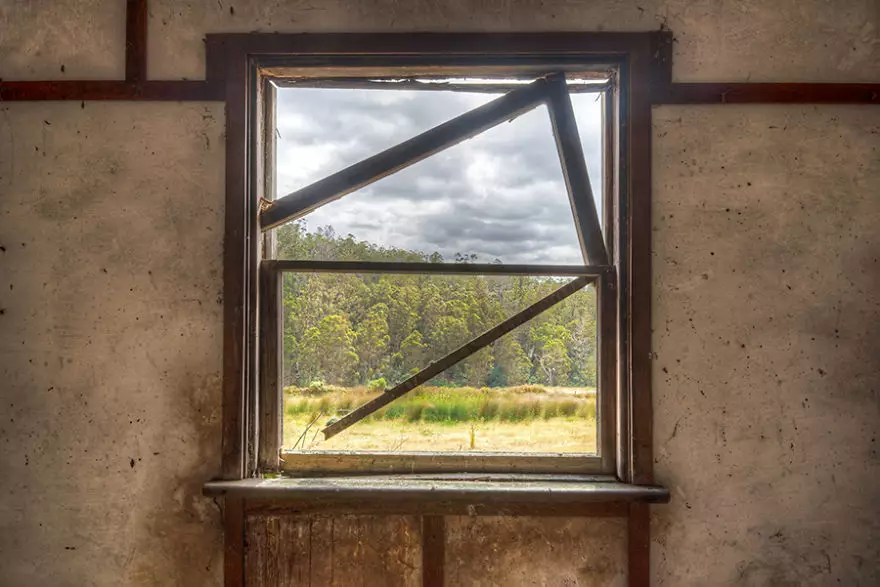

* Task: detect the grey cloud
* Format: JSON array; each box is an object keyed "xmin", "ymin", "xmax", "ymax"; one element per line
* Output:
[{"xmin": 276, "ymin": 85, "xmax": 603, "ymax": 264}]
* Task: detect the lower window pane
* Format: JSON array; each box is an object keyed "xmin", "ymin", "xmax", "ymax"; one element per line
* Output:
[{"xmin": 281, "ymin": 272, "xmax": 598, "ymax": 454}]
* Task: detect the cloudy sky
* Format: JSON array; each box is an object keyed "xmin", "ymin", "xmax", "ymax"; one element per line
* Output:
[{"xmin": 275, "ymin": 84, "xmax": 604, "ymax": 265}]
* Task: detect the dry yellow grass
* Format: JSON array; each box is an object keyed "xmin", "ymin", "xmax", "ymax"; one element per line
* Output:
[{"xmin": 284, "ymin": 414, "xmax": 597, "ymax": 454}]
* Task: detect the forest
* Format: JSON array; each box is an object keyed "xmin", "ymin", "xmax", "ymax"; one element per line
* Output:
[{"xmin": 278, "ymin": 222, "xmax": 598, "ymax": 391}]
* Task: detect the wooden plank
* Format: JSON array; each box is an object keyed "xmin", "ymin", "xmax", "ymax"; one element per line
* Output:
[
  {"xmin": 279, "ymin": 452, "xmax": 603, "ymax": 475},
  {"xmin": 260, "ymin": 77, "xmax": 552, "ymax": 230},
  {"xmin": 205, "ymin": 32, "xmax": 656, "ymax": 58},
  {"xmin": 627, "ymin": 53, "xmax": 654, "ymax": 486},
  {"xmin": 268, "ymin": 259, "xmax": 609, "ymax": 276},
  {"xmin": 221, "ymin": 53, "xmax": 250, "ymax": 480},
  {"xmin": 245, "ymin": 515, "xmax": 421, "ymax": 586},
  {"xmin": 598, "ymin": 273, "xmax": 618, "ymax": 474},
  {"xmin": 0, "ymin": 80, "xmax": 223, "ymax": 101},
  {"xmin": 224, "ymin": 497, "xmax": 245, "ymax": 587},
  {"xmin": 322, "ymin": 275, "xmax": 593, "ymax": 439},
  {"xmin": 422, "ymin": 516, "xmax": 446, "ymax": 587},
  {"xmin": 546, "ymin": 73, "xmax": 609, "ymax": 266},
  {"xmin": 247, "ymin": 499, "xmax": 628, "ymax": 518},
  {"xmin": 274, "ymin": 77, "xmax": 610, "ymax": 94},
  {"xmin": 627, "ymin": 503, "xmax": 650, "ymax": 587},
  {"xmin": 658, "ymin": 82, "xmax": 880, "ymax": 104},
  {"xmin": 204, "ymin": 477, "xmax": 670, "ymax": 504},
  {"xmin": 257, "ymin": 265, "xmax": 281, "ymax": 470},
  {"xmin": 125, "ymin": 0, "xmax": 147, "ymax": 82}
]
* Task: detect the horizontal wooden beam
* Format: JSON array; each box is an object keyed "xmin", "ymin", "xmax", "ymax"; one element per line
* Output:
[
  {"xmin": 0, "ymin": 80, "xmax": 224, "ymax": 101},
  {"xmin": 266, "ymin": 259, "xmax": 611, "ymax": 276},
  {"xmin": 205, "ymin": 476, "xmax": 670, "ymax": 505},
  {"xmin": 322, "ymin": 275, "xmax": 592, "ymax": 439},
  {"xmin": 273, "ymin": 77, "xmax": 610, "ymax": 94},
  {"xmin": 259, "ymin": 76, "xmax": 552, "ymax": 230},
  {"xmin": 657, "ymin": 82, "xmax": 880, "ymax": 104}
]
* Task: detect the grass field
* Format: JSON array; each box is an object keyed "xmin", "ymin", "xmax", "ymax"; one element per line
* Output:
[{"xmin": 282, "ymin": 384, "xmax": 597, "ymax": 453}]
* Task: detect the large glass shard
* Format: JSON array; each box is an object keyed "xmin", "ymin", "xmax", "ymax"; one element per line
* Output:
[
  {"xmin": 281, "ymin": 272, "xmax": 597, "ymax": 454},
  {"xmin": 275, "ymin": 103, "xmax": 589, "ymax": 265}
]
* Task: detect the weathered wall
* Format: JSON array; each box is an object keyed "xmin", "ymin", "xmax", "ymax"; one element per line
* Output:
[
  {"xmin": 1, "ymin": 1, "xmax": 878, "ymax": 586},
  {"xmin": 0, "ymin": 102, "xmax": 226, "ymax": 585},
  {"xmin": 652, "ymin": 105, "xmax": 880, "ymax": 586}
]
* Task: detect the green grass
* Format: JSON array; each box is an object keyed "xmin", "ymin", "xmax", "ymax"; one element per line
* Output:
[{"xmin": 282, "ymin": 384, "xmax": 596, "ymax": 425}]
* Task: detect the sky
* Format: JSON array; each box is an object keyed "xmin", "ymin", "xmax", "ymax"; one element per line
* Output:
[{"xmin": 274, "ymin": 83, "xmax": 604, "ymax": 265}]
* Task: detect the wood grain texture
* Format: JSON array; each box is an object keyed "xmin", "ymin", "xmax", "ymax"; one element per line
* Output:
[
  {"xmin": 125, "ymin": 0, "xmax": 147, "ymax": 82},
  {"xmin": 421, "ymin": 516, "xmax": 445, "ymax": 587},
  {"xmin": 0, "ymin": 81, "xmax": 223, "ymax": 101},
  {"xmin": 245, "ymin": 515, "xmax": 421, "ymax": 586}
]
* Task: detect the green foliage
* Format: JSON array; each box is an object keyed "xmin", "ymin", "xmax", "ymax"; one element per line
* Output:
[
  {"xmin": 284, "ymin": 385, "xmax": 596, "ymax": 425},
  {"xmin": 279, "ymin": 222, "xmax": 598, "ymax": 389},
  {"xmin": 367, "ymin": 377, "xmax": 387, "ymax": 392}
]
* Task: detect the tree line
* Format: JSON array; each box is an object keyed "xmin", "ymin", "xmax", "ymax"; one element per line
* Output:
[{"xmin": 279, "ymin": 223, "xmax": 597, "ymax": 389}]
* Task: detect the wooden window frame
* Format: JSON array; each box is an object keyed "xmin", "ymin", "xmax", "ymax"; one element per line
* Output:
[
  {"xmin": 259, "ymin": 69, "xmax": 613, "ymax": 475},
  {"xmin": 216, "ymin": 33, "xmax": 663, "ymax": 490}
]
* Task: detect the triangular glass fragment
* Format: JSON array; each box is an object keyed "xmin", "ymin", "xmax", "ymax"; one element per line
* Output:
[
  {"xmin": 280, "ymin": 271, "xmax": 597, "ymax": 454},
  {"xmin": 275, "ymin": 104, "xmax": 591, "ymax": 265}
]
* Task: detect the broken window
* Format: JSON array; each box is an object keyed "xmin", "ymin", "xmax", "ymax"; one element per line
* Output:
[{"xmin": 259, "ymin": 70, "xmax": 618, "ymax": 474}]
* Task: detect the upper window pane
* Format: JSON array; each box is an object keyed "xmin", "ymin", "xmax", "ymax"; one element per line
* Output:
[{"xmin": 273, "ymin": 82, "xmax": 604, "ymax": 265}]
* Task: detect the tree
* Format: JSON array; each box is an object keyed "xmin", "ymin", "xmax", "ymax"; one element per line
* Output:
[
  {"xmin": 355, "ymin": 304, "xmax": 390, "ymax": 382},
  {"xmin": 493, "ymin": 336, "xmax": 532, "ymax": 386},
  {"xmin": 303, "ymin": 314, "xmax": 359, "ymax": 385}
]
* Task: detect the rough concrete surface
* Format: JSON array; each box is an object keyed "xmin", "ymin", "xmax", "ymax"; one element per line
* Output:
[
  {"xmin": 0, "ymin": 102, "xmax": 226, "ymax": 585},
  {"xmin": 445, "ymin": 516, "xmax": 627, "ymax": 586},
  {"xmin": 652, "ymin": 105, "xmax": 880, "ymax": 586},
  {"xmin": 145, "ymin": 0, "xmax": 880, "ymax": 82},
  {"xmin": 0, "ymin": 0, "xmax": 125, "ymax": 80}
]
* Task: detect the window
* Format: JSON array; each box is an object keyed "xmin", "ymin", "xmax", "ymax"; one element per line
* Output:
[{"xmin": 255, "ymin": 61, "xmax": 622, "ymax": 477}]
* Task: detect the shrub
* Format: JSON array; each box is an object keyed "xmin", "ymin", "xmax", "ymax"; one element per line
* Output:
[{"xmin": 367, "ymin": 377, "xmax": 387, "ymax": 393}]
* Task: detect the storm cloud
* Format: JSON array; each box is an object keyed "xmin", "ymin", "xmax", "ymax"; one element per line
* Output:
[{"xmin": 275, "ymin": 86, "xmax": 604, "ymax": 264}]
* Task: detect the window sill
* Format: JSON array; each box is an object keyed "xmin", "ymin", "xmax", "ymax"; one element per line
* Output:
[{"xmin": 203, "ymin": 474, "xmax": 668, "ymax": 517}]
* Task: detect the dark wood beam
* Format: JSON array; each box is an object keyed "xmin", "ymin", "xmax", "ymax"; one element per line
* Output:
[
  {"xmin": 322, "ymin": 275, "xmax": 593, "ymax": 439},
  {"xmin": 125, "ymin": 0, "xmax": 148, "ymax": 82},
  {"xmin": 0, "ymin": 81, "xmax": 223, "ymax": 101},
  {"xmin": 422, "ymin": 516, "xmax": 445, "ymax": 587},
  {"xmin": 259, "ymin": 76, "xmax": 552, "ymax": 230},
  {"xmin": 658, "ymin": 82, "xmax": 880, "ymax": 104},
  {"xmin": 546, "ymin": 72, "xmax": 609, "ymax": 266},
  {"xmin": 267, "ymin": 259, "xmax": 611, "ymax": 276}
]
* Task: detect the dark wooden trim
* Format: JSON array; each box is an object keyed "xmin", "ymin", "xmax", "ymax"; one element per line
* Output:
[
  {"xmin": 221, "ymin": 53, "xmax": 250, "ymax": 480},
  {"xmin": 658, "ymin": 82, "xmax": 880, "ymax": 104},
  {"xmin": 627, "ymin": 48, "xmax": 654, "ymax": 486},
  {"xmin": 273, "ymin": 77, "xmax": 611, "ymax": 94},
  {"xmin": 267, "ymin": 259, "xmax": 610, "ymax": 277},
  {"xmin": 244, "ymin": 498, "xmax": 628, "ymax": 518},
  {"xmin": 422, "ymin": 516, "xmax": 446, "ymax": 587},
  {"xmin": 628, "ymin": 503, "xmax": 650, "ymax": 587},
  {"xmin": 125, "ymin": 0, "xmax": 148, "ymax": 82},
  {"xmin": 206, "ymin": 31, "xmax": 657, "ymax": 57},
  {"xmin": 257, "ymin": 265, "xmax": 281, "ymax": 470},
  {"xmin": 322, "ymin": 275, "xmax": 594, "ymax": 439},
  {"xmin": 224, "ymin": 497, "xmax": 245, "ymax": 587},
  {"xmin": 546, "ymin": 73, "xmax": 609, "ymax": 266},
  {"xmin": 278, "ymin": 452, "xmax": 603, "ymax": 476},
  {"xmin": 260, "ymin": 76, "xmax": 551, "ymax": 230},
  {"xmin": 0, "ymin": 80, "xmax": 223, "ymax": 101},
  {"xmin": 598, "ymin": 273, "xmax": 618, "ymax": 474}
]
